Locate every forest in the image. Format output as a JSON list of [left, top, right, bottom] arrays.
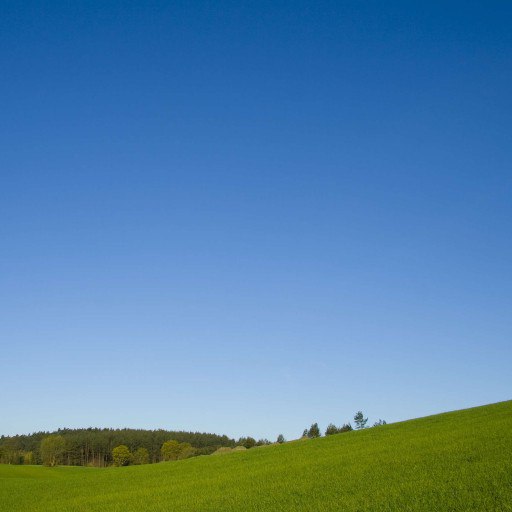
[[0, 427, 241, 466]]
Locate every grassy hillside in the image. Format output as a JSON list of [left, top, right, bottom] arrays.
[[1, 400, 511, 511]]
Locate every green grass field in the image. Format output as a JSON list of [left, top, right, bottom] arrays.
[[1, 400, 511, 511]]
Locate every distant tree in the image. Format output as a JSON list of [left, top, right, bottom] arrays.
[[40, 435, 66, 467], [302, 429, 308, 438], [325, 423, 339, 436], [132, 447, 150, 465], [277, 434, 285, 444], [23, 451, 34, 465], [177, 442, 195, 460], [161, 440, 195, 461], [0, 437, 23, 464], [373, 419, 387, 427], [238, 437, 257, 449], [112, 445, 132, 466], [354, 411, 368, 430], [161, 440, 181, 461], [339, 423, 353, 432], [307, 423, 321, 438]]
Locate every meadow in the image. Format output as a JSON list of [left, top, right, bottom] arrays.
[[1, 400, 511, 511]]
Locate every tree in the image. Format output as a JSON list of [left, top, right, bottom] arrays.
[[339, 423, 353, 433], [277, 434, 285, 444], [40, 435, 66, 467], [132, 447, 150, 465], [0, 427, 236, 467], [302, 429, 308, 438], [307, 423, 321, 438], [373, 419, 387, 427], [354, 411, 368, 430], [177, 442, 195, 460], [112, 445, 132, 466], [238, 437, 256, 449], [325, 423, 339, 436], [161, 440, 181, 461], [23, 451, 34, 465], [160, 440, 195, 461]]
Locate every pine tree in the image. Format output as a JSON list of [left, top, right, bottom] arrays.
[[354, 411, 368, 430], [307, 423, 321, 438], [325, 423, 339, 436]]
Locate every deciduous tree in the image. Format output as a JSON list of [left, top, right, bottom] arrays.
[[40, 435, 66, 467], [161, 440, 195, 461], [132, 447, 149, 465], [112, 445, 132, 466]]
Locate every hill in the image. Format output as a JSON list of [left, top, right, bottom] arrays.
[[1, 400, 511, 511]]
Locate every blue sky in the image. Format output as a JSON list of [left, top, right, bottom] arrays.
[[1, 1, 511, 440]]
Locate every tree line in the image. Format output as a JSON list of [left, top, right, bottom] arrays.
[[295, 411, 386, 441], [0, 411, 386, 467], [0, 427, 238, 467]]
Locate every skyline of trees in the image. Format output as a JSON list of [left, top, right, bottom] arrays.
[[0, 411, 385, 467], [0, 427, 237, 467]]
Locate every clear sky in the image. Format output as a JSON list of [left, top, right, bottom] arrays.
[[1, 1, 511, 441]]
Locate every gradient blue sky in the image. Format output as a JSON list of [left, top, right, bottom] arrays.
[[1, 1, 511, 440]]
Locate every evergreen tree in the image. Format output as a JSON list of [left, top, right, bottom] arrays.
[[276, 434, 285, 444], [325, 423, 339, 436], [354, 411, 368, 430], [307, 423, 321, 438], [238, 437, 256, 449]]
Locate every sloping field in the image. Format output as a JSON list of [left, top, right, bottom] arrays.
[[1, 400, 511, 511]]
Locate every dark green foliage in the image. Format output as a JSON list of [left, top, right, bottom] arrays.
[[0, 428, 235, 467], [238, 437, 257, 449], [277, 434, 285, 444], [354, 411, 368, 430], [325, 423, 338, 436], [307, 423, 321, 438], [325, 422, 353, 435], [0, 436, 36, 465], [373, 419, 387, 427]]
